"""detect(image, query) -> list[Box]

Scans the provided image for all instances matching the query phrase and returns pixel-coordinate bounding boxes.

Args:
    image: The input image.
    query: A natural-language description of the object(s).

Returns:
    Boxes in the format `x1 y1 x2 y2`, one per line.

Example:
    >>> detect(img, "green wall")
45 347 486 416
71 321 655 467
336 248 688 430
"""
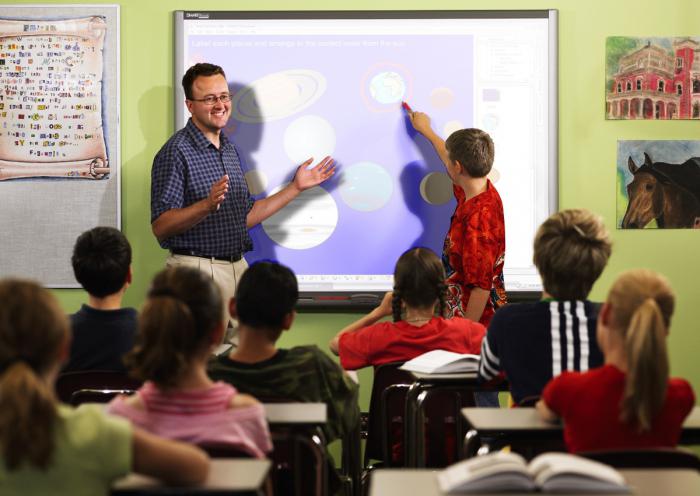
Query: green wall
11 0 699 411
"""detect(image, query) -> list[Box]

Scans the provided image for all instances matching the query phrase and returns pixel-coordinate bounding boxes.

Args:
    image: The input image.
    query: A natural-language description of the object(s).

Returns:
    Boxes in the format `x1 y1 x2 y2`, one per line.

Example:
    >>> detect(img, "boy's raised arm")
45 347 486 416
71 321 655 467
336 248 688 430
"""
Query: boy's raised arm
407 109 451 168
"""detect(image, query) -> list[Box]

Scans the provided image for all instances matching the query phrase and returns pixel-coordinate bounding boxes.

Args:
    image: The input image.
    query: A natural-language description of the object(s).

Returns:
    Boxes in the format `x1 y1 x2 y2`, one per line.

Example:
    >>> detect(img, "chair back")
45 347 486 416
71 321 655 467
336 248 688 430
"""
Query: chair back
268 425 328 496
199 442 256 458
517 395 541 407
580 448 700 470
70 388 136 406
365 362 413 465
56 370 142 404
365 361 476 468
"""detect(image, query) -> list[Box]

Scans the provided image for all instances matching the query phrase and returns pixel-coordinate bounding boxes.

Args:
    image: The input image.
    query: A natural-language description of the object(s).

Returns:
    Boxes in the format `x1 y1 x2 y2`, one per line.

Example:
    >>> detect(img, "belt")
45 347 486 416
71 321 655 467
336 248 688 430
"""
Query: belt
171 249 242 262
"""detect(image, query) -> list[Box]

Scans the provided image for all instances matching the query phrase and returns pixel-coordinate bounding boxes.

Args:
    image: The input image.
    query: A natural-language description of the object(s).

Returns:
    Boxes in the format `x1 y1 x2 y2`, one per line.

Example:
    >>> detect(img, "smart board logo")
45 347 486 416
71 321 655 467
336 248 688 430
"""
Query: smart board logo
185 13 210 19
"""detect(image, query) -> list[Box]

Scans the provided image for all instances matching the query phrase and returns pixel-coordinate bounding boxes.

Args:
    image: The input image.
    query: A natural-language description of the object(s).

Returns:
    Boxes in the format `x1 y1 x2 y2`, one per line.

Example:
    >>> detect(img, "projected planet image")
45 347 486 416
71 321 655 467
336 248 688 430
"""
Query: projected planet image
369 71 406 104
443 120 465 139
231 69 326 123
262 185 339 250
419 172 453 205
283 115 336 165
339 161 394 212
430 87 455 109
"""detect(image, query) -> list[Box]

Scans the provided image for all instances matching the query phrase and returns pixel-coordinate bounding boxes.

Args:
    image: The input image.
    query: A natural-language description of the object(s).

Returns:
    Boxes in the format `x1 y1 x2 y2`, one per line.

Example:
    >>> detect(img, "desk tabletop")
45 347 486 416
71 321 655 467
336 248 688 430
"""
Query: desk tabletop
461 406 700 433
262 402 327 424
112 458 271 495
370 468 700 496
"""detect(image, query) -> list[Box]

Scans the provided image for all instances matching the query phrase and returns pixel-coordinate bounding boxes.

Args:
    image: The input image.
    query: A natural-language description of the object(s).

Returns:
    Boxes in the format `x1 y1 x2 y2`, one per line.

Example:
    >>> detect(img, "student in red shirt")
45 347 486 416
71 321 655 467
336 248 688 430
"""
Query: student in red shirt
537 269 695 453
329 247 486 370
408 111 506 327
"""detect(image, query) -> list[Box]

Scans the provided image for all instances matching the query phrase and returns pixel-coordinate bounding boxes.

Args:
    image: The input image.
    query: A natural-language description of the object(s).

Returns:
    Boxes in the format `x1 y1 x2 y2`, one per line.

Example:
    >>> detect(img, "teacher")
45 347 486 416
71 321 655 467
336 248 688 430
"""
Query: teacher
150 63 335 342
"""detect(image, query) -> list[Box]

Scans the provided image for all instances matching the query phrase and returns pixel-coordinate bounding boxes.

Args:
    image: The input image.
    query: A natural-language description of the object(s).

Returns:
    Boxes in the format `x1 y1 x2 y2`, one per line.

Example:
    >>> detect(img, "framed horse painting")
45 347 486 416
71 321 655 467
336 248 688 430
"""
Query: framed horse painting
617 140 700 229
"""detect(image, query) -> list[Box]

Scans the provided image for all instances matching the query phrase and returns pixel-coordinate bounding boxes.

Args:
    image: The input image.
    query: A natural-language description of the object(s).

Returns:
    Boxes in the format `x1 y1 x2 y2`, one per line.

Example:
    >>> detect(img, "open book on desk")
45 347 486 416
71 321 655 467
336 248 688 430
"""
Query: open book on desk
437 451 629 494
399 350 480 374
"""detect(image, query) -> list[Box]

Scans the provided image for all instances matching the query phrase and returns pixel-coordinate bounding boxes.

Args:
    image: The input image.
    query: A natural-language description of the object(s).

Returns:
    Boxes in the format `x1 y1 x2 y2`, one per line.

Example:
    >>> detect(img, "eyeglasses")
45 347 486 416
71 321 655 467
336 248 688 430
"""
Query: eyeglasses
189 93 232 105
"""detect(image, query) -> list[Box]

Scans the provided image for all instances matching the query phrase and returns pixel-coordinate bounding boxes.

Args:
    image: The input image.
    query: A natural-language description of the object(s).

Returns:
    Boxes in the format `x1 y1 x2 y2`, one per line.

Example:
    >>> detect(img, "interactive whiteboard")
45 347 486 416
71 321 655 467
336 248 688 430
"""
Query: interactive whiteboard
175 11 558 304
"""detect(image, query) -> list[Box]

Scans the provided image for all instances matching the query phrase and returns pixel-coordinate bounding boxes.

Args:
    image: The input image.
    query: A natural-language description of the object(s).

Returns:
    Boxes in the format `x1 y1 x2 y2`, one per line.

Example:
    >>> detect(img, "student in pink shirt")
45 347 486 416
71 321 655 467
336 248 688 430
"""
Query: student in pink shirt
108 267 271 458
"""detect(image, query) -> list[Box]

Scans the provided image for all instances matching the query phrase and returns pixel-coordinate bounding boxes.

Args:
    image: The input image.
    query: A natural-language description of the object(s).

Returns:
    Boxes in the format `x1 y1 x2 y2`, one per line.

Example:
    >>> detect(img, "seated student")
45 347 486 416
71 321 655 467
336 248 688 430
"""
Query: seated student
107 267 271 459
64 226 137 372
537 269 695 452
208 260 360 447
0 278 209 495
329 247 486 369
478 209 611 404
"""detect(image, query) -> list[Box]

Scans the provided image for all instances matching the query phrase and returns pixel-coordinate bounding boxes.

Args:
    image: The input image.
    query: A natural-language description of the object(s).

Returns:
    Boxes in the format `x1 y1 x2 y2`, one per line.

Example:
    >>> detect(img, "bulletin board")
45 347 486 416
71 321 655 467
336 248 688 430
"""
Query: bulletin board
0 4 120 287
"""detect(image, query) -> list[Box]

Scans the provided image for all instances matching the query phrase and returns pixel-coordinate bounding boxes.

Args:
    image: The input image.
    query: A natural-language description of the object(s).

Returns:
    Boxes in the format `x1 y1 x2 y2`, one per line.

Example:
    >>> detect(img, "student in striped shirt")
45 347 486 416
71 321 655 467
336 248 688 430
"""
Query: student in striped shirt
107 267 271 458
478 209 612 404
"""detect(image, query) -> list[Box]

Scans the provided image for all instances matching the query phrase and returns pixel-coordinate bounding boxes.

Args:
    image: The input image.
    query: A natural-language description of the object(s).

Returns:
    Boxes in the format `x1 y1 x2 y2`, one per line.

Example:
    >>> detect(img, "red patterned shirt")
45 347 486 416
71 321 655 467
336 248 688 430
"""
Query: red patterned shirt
443 180 506 326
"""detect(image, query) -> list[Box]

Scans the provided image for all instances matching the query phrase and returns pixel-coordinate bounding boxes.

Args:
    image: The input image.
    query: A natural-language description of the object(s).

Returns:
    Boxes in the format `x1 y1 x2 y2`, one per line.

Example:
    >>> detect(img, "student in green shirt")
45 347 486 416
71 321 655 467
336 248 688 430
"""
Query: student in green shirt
0 279 209 496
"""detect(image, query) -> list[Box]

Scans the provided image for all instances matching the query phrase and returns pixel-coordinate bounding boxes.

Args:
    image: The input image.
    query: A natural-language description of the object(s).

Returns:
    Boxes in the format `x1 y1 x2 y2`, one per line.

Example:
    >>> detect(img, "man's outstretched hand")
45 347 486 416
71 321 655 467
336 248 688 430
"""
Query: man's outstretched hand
292 156 336 192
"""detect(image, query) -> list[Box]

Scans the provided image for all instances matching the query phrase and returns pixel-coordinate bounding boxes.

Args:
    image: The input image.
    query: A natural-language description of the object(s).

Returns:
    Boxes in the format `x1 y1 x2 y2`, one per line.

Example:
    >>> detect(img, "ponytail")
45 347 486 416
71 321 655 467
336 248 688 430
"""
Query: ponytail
437 281 447 318
620 298 669 432
0 279 67 471
0 362 57 470
125 267 223 389
125 296 196 389
392 290 403 322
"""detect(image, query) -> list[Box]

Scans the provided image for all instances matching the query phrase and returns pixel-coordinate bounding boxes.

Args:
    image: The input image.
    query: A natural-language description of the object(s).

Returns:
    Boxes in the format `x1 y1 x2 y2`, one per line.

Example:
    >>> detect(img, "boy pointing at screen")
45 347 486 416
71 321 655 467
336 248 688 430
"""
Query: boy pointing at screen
408 108 507 328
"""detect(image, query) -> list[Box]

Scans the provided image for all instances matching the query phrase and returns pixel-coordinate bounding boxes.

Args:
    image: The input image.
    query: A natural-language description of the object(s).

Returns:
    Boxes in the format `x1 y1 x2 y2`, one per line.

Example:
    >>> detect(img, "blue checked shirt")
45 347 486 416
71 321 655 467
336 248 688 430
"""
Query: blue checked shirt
151 119 254 257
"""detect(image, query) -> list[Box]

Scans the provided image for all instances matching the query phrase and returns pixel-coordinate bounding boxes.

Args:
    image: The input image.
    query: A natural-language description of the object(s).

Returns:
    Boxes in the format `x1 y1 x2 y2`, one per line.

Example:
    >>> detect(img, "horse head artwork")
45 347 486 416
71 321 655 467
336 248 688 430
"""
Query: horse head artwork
621 152 700 229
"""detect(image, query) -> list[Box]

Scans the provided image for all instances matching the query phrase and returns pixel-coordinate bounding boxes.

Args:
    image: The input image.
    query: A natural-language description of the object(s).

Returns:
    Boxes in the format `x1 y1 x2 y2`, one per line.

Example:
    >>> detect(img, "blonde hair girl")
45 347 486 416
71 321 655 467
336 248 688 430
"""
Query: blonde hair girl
537 269 695 452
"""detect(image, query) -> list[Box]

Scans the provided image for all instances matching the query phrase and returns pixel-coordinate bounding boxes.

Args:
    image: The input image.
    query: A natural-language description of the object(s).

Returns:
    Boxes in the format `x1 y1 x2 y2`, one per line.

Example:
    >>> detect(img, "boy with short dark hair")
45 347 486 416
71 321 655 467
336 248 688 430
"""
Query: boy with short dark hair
208 261 360 444
64 226 136 372
478 209 612 404
409 112 506 327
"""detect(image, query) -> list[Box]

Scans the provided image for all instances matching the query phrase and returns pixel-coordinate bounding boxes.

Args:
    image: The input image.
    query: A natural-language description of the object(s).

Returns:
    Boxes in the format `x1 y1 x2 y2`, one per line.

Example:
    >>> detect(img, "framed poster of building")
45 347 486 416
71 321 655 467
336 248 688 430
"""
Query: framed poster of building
0 5 120 286
606 36 700 120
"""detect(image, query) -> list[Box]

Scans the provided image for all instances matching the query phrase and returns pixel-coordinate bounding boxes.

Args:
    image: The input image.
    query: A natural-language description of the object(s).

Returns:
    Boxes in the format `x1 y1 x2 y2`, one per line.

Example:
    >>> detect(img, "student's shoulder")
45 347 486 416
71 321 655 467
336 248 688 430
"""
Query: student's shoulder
59 403 131 439
490 301 546 324
667 377 696 406
289 344 335 363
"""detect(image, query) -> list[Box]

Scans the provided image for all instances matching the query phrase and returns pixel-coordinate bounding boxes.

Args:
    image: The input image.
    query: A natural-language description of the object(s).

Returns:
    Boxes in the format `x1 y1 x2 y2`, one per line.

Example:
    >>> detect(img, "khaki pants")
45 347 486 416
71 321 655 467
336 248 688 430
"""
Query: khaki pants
165 252 248 345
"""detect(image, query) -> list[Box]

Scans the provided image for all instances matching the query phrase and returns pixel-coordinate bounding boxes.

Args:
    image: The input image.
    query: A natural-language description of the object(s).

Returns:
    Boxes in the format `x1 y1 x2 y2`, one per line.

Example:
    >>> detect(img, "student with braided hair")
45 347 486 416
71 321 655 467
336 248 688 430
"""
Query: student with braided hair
330 247 486 370
537 269 695 452
107 266 271 458
0 279 209 495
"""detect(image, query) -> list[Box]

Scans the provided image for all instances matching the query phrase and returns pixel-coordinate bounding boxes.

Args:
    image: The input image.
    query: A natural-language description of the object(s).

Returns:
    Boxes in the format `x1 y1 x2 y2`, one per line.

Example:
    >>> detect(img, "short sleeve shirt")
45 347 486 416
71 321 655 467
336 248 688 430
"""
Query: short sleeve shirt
543 365 696 453
151 119 255 257
0 404 132 496
442 180 506 326
338 317 486 370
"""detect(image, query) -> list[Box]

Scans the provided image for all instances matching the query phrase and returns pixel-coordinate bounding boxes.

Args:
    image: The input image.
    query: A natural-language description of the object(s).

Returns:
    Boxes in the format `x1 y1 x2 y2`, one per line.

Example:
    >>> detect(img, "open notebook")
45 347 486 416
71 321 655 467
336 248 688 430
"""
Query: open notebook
399 350 480 374
437 451 629 494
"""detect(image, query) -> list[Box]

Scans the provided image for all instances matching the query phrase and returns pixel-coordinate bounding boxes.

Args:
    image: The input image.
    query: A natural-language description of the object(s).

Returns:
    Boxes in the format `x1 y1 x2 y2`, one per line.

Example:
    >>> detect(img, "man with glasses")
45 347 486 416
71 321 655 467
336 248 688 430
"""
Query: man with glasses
151 63 335 343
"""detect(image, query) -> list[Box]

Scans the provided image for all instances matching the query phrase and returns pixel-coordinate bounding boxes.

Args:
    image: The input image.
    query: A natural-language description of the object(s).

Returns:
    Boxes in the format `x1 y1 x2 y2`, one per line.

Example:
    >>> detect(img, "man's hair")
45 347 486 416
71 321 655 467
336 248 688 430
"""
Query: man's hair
235 261 298 340
445 128 494 178
181 63 226 100
71 227 131 298
533 209 612 300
